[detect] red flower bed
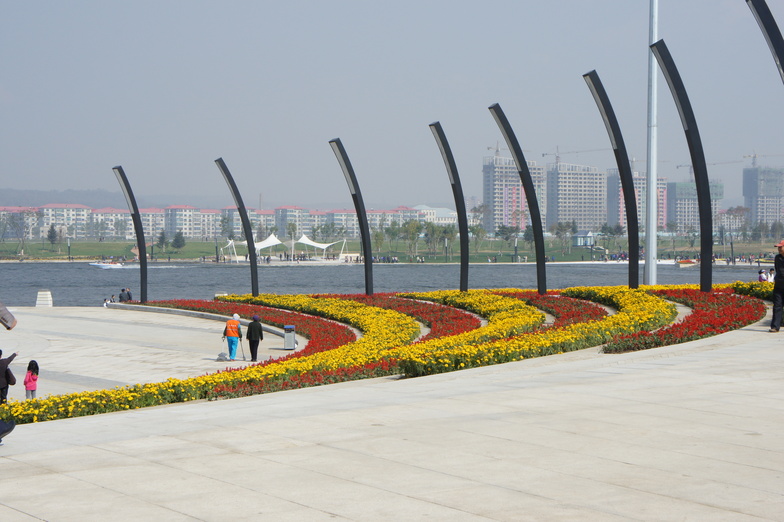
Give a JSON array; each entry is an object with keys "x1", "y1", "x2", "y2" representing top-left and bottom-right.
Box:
[
  {"x1": 602, "y1": 288, "x2": 766, "y2": 353},
  {"x1": 313, "y1": 293, "x2": 482, "y2": 341},
  {"x1": 493, "y1": 290, "x2": 608, "y2": 328}
]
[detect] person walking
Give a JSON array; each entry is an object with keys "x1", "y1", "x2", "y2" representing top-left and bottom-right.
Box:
[
  {"x1": 770, "y1": 240, "x2": 784, "y2": 332},
  {"x1": 0, "y1": 349, "x2": 18, "y2": 405},
  {"x1": 246, "y1": 314, "x2": 264, "y2": 362},
  {"x1": 222, "y1": 313, "x2": 242, "y2": 361},
  {"x1": 23, "y1": 360, "x2": 39, "y2": 400}
]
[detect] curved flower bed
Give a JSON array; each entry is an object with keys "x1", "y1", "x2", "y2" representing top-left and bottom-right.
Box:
[
  {"x1": 0, "y1": 285, "x2": 767, "y2": 424},
  {"x1": 397, "y1": 286, "x2": 676, "y2": 377},
  {"x1": 603, "y1": 286, "x2": 766, "y2": 353},
  {"x1": 313, "y1": 293, "x2": 482, "y2": 341},
  {"x1": 491, "y1": 289, "x2": 608, "y2": 327}
]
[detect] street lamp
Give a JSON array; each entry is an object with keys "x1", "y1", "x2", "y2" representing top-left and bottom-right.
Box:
[
  {"x1": 329, "y1": 138, "x2": 373, "y2": 295},
  {"x1": 488, "y1": 103, "x2": 547, "y2": 294},
  {"x1": 214, "y1": 158, "x2": 259, "y2": 296},
  {"x1": 429, "y1": 121, "x2": 470, "y2": 291},
  {"x1": 651, "y1": 40, "x2": 712, "y2": 292},
  {"x1": 112, "y1": 166, "x2": 148, "y2": 302},
  {"x1": 746, "y1": 0, "x2": 784, "y2": 86},
  {"x1": 583, "y1": 70, "x2": 639, "y2": 288}
]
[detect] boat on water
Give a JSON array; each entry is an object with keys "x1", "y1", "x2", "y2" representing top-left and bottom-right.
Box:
[{"x1": 89, "y1": 261, "x2": 125, "y2": 269}]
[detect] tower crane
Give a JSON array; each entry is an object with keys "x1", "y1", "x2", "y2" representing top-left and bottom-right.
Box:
[
  {"x1": 487, "y1": 142, "x2": 509, "y2": 156},
  {"x1": 676, "y1": 160, "x2": 742, "y2": 181},
  {"x1": 541, "y1": 146, "x2": 610, "y2": 169},
  {"x1": 743, "y1": 152, "x2": 784, "y2": 168}
]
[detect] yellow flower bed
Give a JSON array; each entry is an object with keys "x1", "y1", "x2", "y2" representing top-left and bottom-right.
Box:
[
  {"x1": 394, "y1": 289, "x2": 545, "y2": 349},
  {"x1": 397, "y1": 286, "x2": 676, "y2": 376}
]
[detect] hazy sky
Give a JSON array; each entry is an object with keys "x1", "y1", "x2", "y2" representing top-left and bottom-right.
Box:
[{"x1": 2, "y1": 1, "x2": 783, "y2": 211}]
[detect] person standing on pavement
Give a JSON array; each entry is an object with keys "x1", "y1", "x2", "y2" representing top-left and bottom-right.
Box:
[
  {"x1": 246, "y1": 315, "x2": 264, "y2": 362},
  {"x1": 118, "y1": 288, "x2": 128, "y2": 302},
  {"x1": 770, "y1": 240, "x2": 784, "y2": 332},
  {"x1": 0, "y1": 349, "x2": 18, "y2": 405},
  {"x1": 126, "y1": 288, "x2": 133, "y2": 301},
  {"x1": 222, "y1": 313, "x2": 242, "y2": 361},
  {"x1": 23, "y1": 360, "x2": 39, "y2": 400}
]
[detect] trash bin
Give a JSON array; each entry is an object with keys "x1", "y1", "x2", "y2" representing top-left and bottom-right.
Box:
[{"x1": 284, "y1": 325, "x2": 296, "y2": 350}]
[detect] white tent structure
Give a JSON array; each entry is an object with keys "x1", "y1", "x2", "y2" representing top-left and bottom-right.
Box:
[
  {"x1": 219, "y1": 234, "x2": 345, "y2": 262},
  {"x1": 220, "y1": 234, "x2": 283, "y2": 262},
  {"x1": 284, "y1": 235, "x2": 345, "y2": 260}
]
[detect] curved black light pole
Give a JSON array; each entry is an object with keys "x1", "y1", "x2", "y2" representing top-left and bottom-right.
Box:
[
  {"x1": 112, "y1": 166, "x2": 148, "y2": 302},
  {"x1": 329, "y1": 138, "x2": 373, "y2": 295},
  {"x1": 651, "y1": 40, "x2": 712, "y2": 292},
  {"x1": 746, "y1": 0, "x2": 784, "y2": 86},
  {"x1": 583, "y1": 70, "x2": 640, "y2": 289},
  {"x1": 488, "y1": 103, "x2": 546, "y2": 294},
  {"x1": 214, "y1": 157, "x2": 259, "y2": 296},
  {"x1": 429, "y1": 122, "x2": 469, "y2": 292}
]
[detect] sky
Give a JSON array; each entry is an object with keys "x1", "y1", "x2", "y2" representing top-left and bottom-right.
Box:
[{"x1": 2, "y1": 0, "x2": 784, "y2": 212}]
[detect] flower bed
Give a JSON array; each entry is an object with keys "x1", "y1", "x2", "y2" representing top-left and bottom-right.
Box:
[
  {"x1": 491, "y1": 289, "x2": 608, "y2": 327},
  {"x1": 396, "y1": 286, "x2": 676, "y2": 377},
  {"x1": 0, "y1": 285, "x2": 767, "y2": 424},
  {"x1": 312, "y1": 293, "x2": 482, "y2": 341},
  {"x1": 602, "y1": 286, "x2": 766, "y2": 353}
]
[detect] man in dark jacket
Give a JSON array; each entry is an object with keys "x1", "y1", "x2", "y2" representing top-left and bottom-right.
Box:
[
  {"x1": 0, "y1": 349, "x2": 18, "y2": 405},
  {"x1": 246, "y1": 315, "x2": 264, "y2": 362},
  {"x1": 770, "y1": 240, "x2": 784, "y2": 332}
]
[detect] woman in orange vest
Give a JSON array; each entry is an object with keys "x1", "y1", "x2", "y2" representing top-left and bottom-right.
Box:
[{"x1": 222, "y1": 313, "x2": 242, "y2": 361}]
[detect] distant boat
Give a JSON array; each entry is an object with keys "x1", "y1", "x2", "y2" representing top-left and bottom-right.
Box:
[{"x1": 89, "y1": 262, "x2": 124, "y2": 269}]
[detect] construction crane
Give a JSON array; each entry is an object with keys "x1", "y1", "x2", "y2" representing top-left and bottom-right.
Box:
[
  {"x1": 487, "y1": 142, "x2": 509, "y2": 157},
  {"x1": 743, "y1": 152, "x2": 784, "y2": 168},
  {"x1": 541, "y1": 146, "x2": 610, "y2": 169},
  {"x1": 676, "y1": 160, "x2": 742, "y2": 181}
]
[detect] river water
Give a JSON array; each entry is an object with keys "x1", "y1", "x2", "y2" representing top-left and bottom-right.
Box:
[{"x1": 0, "y1": 260, "x2": 766, "y2": 307}]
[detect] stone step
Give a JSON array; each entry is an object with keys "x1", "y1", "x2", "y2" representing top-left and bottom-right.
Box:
[{"x1": 35, "y1": 290, "x2": 53, "y2": 307}]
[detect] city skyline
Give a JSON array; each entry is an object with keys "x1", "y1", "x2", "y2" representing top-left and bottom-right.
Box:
[{"x1": 2, "y1": 2, "x2": 784, "y2": 212}]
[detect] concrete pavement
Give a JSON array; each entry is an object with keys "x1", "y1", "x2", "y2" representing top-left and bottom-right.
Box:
[
  {"x1": 1, "y1": 306, "x2": 310, "y2": 401},
  {"x1": 1, "y1": 305, "x2": 783, "y2": 520}
]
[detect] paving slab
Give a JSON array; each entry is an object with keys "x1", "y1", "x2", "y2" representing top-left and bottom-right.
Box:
[{"x1": 0, "y1": 305, "x2": 783, "y2": 520}]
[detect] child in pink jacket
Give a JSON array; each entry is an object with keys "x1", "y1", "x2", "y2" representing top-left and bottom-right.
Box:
[{"x1": 23, "y1": 360, "x2": 38, "y2": 400}]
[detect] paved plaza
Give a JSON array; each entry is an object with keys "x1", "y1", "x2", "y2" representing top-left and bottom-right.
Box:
[{"x1": 0, "y1": 304, "x2": 783, "y2": 520}]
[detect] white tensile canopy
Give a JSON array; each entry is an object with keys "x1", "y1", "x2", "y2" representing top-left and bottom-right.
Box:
[
  {"x1": 221, "y1": 234, "x2": 282, "y2": 261},
  {"x1": 295, "y1": 234, "x2": 339, "y2": 251},
  {"x1": 221, "y1": 234, "x2": 343, "y2": 262}
]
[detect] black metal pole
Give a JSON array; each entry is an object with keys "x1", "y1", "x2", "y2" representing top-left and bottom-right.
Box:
[
  {"x1": 651, "y1": 40, "x2": 712, "y2": 292},
  {"x1": 583, "y1": 70, "x2": 640, "y2": 289},
  {"x1": 746, "y1": 0, "x2": 784, "y2": 86},
  {"x1": 429, "y1": 122, "x2": 470, "y2": 292},
  {"x1": 112, "y1": 166, "x2": 148, "y2": 302},
  {"x1": 214, "y1": 158, "x2": 259, "y2": 296},
  {"x1": 329, "y1": 138, "x2": 373, "y2": 295},
  {"x1": 488, "y1": 103, "x2": 547, "y2": 294}
]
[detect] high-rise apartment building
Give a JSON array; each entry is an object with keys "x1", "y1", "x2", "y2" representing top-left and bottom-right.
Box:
[
  {"x1": 743, "y1": 166, "x2": 784, "y2": 225},
  {"x1": 666, "y1": 181, "x2": 724, "y2": 234},
  {"x1": 546, "y1": 162, "x2": 606, "y2": 231},
  {"x1": 482, "y1": 153, "x2": 546, "y2": 234},
  {"x1": 606, "y1": 171, "x2": 668, "y2": 233}
]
